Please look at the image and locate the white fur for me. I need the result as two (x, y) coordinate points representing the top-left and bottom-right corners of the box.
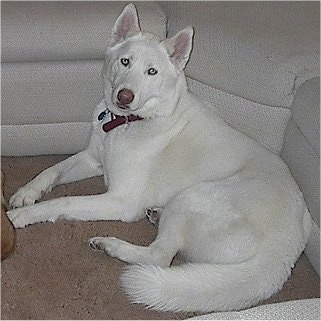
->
(8, 4), (311, 313)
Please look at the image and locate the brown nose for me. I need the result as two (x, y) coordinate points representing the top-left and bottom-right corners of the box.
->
(117, 88), (134, 106)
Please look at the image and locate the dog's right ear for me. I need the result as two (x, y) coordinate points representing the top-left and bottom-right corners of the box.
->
(110, 4), (141, 47)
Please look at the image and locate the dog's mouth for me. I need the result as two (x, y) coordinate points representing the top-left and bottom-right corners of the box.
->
(115, 99), (141, 114)
(116, 102), (130, 110)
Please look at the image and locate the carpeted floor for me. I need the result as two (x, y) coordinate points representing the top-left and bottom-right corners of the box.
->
(1, 155), (320, 320)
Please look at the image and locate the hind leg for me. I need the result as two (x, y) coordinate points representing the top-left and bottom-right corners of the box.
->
(89, 207), (183, 266)
(89, 235), (178, 266)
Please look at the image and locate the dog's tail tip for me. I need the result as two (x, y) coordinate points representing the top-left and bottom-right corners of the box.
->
(120, 264), (178, 312)
(120, 263), (249, 313)
(120, 257), (295, 313)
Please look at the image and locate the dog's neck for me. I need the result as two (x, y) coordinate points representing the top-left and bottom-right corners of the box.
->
(98, 109), (143, 132)
(102, 114), (143, 132)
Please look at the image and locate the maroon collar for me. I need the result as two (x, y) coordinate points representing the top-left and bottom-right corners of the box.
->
(102, 114), (143, 132)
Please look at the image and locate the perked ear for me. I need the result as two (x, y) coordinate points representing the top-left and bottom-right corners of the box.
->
(111, 3), (141, 47)
(163, 26), (194, 71)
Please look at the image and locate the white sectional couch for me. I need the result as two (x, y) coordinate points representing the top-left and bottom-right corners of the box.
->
(1, 1), (320, 318)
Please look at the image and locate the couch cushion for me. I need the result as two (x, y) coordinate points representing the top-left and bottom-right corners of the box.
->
(187, 78), (291, 155)
(160, 2), (320, 108)
(1, 1), (166, 62)
(291, 77), (320, 155)
(281, 118), (320, 275)
(2, 60), (104, 126)
(281, 77), (320, 227)
(281, 119), (320, 226)
(189, 298), (320, 320)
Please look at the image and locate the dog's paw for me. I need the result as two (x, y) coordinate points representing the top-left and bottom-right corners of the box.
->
(6, 204), (51, 228)
(145, 207), (163, 226)
(6, 207), (35, 228)
(89, 237), (108, 252)
(9, 186), (42, 208)
(89, 237), (125, 258)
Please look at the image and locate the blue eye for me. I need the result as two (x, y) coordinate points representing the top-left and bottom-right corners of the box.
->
(148, 68), (158, 75)
(120, 58), (129, 66)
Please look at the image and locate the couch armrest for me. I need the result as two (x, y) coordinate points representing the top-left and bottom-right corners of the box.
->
(281, 77), (320, 275)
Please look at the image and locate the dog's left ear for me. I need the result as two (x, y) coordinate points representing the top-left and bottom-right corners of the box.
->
(163, 27), (194, 71)
(111, 3), (141, 47)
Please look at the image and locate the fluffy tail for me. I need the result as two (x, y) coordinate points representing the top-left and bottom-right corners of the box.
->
(120, 250), (302, 313)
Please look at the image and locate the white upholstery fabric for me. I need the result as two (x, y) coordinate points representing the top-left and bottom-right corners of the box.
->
(281, 118), (320, 275)
(2, 60), (104, 126)
(281, 78), (320, 226)
(2, 1), (166, 62)
(160, 2), (320, 108)
(281, 77), (320, 275)
(282, 122), (320, 213)
(188, 79), (291, 155)
(305, 219), (321, 277)
(189, 298), (321, 320)
(2, 123), (91, 156)
(291, 77), (320, 154)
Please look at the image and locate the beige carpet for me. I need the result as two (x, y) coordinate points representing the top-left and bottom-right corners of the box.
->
(1, 155), (320, 320)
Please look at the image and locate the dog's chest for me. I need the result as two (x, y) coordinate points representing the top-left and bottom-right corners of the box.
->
(103, 126), (142, 157)
(94, 109), (138, 154)
(95, 119), (158, 175)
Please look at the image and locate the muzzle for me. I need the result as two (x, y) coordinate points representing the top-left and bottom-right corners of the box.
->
(117, 88), (135, 109)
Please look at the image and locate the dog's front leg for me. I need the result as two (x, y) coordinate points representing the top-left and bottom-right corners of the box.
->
(7, 192), (141, 228)
(10, 150), (103, 208)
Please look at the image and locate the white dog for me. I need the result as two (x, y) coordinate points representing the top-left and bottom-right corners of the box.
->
(8, 4), (311, 313)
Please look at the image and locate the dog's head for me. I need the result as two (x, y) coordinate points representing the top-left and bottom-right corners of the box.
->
(103, 4), (194, 118)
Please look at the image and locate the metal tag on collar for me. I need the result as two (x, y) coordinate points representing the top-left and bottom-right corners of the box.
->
(98, 110), (108, 121)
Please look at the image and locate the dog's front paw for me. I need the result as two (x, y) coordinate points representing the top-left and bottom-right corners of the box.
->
(7, 204), (51, 228)
(7, 207), (33, 228)
(10, 185), (43, 208)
